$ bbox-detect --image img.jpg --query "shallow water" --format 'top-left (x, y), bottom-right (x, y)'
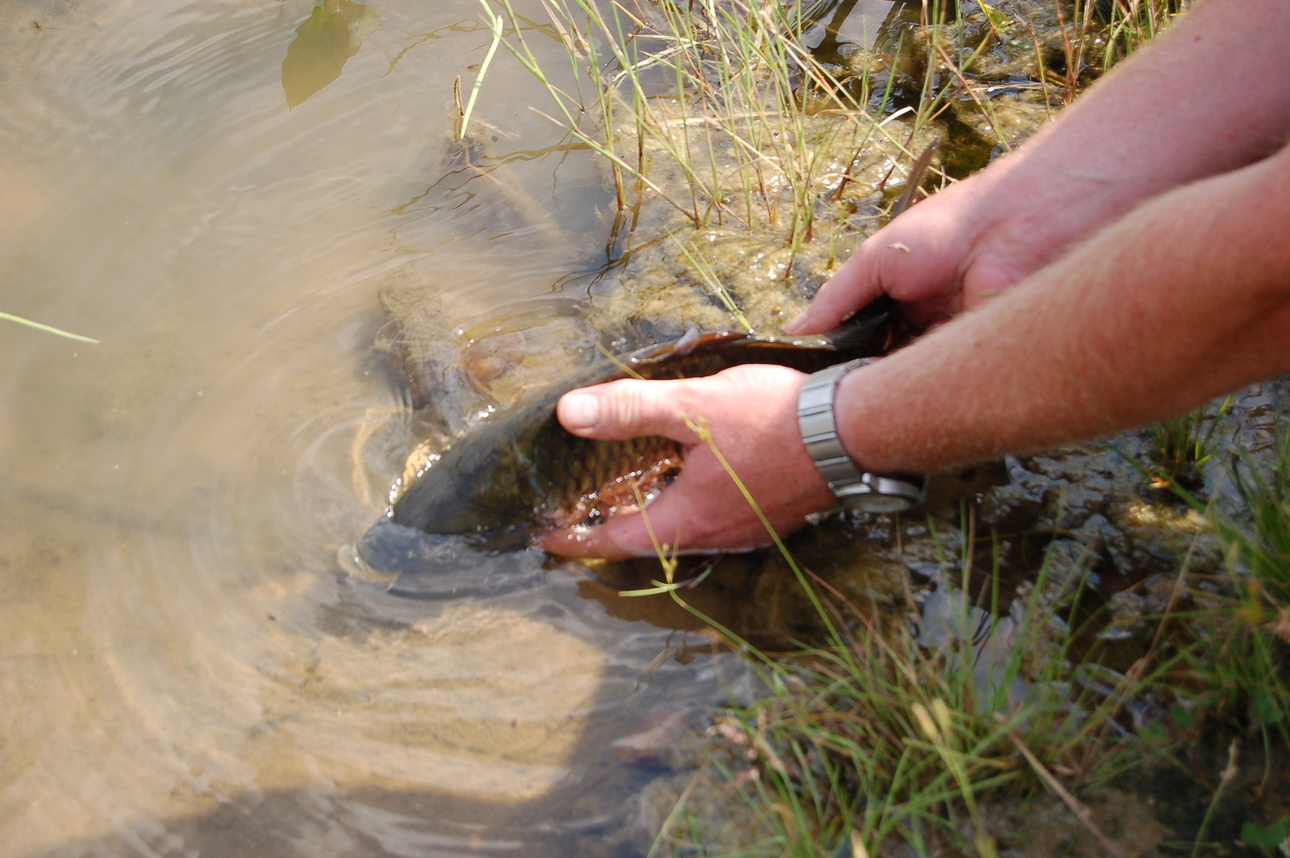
top-left (0, 1), bottom-right (819, 854)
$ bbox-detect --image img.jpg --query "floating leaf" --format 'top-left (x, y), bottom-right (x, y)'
top-left (281, 0), bottom-right (380, 109)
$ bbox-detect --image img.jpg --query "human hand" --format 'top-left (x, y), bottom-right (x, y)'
top-left (789, 167), bottom-right (1069, 335)
top-left (537, 364), bottom-right (837, 559)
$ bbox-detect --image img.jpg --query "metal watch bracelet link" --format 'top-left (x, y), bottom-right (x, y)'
top-left (796, 358), bottom-right (926, 513)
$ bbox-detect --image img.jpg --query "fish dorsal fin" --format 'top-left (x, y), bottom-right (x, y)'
top-left (673, 326), bottom-right (702, 355)
top-left (624, 329), bottom-right (754, 371)
top-left (819, 293), bottom-right (897, 353)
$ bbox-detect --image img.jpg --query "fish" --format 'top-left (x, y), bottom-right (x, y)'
top-left (352, 295), bottom-right (899, 592)
top-left (351, 144), bottom-right (941, 595)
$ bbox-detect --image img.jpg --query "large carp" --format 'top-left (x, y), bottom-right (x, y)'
top-left (352, 295), bottom-right (898, 593)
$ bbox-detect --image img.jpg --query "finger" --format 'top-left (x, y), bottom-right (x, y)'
top-left (536, 515), bottom-right (656, 560)
top-left (538, 467), bottom-right (793, 560)
top-left (787, 242), bottom-right (890, 334)
top-left (557, 377), bottom-right (705, 443)
top-left (538, 500), bottom-right (774, 560)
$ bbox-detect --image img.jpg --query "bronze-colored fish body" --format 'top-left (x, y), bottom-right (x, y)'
top-left (355, 296), bottom-right (896, 583)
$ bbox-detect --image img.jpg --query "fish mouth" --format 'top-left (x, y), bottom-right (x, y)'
top-left (353, 516), bottom-right (445, 577)
top-left (346, 516), bottom-right (550, 600)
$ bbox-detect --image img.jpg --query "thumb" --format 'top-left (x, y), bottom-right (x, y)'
top-left (556, 377), bottom-right (702, 443)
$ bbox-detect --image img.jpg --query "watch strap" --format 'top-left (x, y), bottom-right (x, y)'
top-left (797, 359), bottom-right (926, 511)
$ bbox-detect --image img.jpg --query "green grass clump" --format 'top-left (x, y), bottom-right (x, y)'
top-left (1145, 396), bottom-right (1233, 494)
top-left (646, 441), bottom-right (1288, 857)
top-left (1190, 415), bottom-right (1290, 745)
top-left (1100, 0), bottom-right (1185, 70)
top-left (482, 0), bottom-right (941, 252)
top-left (477, 0), bottom-right (1190, 265)
top-left (669, 404), bottom-right (1290, 857)
top-left (644, 496), bottom-right (1171, 857)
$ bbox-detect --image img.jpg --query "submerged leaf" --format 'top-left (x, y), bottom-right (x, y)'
top-left (281, 0), bottom-right (380, 109)
top-left (977, 0), bottom-right (1012, 37)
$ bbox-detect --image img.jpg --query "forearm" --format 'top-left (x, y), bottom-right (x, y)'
top-left (987, 0), bottom-right (1290, 202)
top-left (792, 0), bottom-right (1290, 335)
top-left (947, 0), bottom-right (1290, 285)
top-left (836, 142), bottom-right (1290, 475)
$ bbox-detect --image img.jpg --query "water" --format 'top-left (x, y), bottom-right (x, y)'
top-left (10, 2), bottom-right (1283, 855)
top-left (0, 2), bottom-right (779, 854)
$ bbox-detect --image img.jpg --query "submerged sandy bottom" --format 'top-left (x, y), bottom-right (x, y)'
top-left (0, 2), bottom-right (764, 855)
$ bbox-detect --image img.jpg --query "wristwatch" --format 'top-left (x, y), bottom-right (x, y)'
top-left (797, 358), bottom-right (926, 513)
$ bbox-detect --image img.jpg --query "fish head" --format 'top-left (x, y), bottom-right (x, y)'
top-left (352, 515), bottom-right (547, 599)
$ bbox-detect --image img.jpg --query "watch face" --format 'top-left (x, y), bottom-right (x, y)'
top-left (845, 493), bottom-right (917, 514)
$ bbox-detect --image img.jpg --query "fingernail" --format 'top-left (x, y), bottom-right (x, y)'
top-left (560, 393), bottom-right (599, 431)
top-left (784, 312), bottom-right (806, 334)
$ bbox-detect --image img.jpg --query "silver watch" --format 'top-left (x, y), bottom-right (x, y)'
top-left (797, 359), bottom-right (926, 513)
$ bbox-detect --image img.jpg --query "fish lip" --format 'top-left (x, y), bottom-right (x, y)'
top-left (336, 539), bottom-right (398, 585)
top-left (351, 516), bottom-right (551, 600)
top-left (354, 516), bottom-right (432, 577)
